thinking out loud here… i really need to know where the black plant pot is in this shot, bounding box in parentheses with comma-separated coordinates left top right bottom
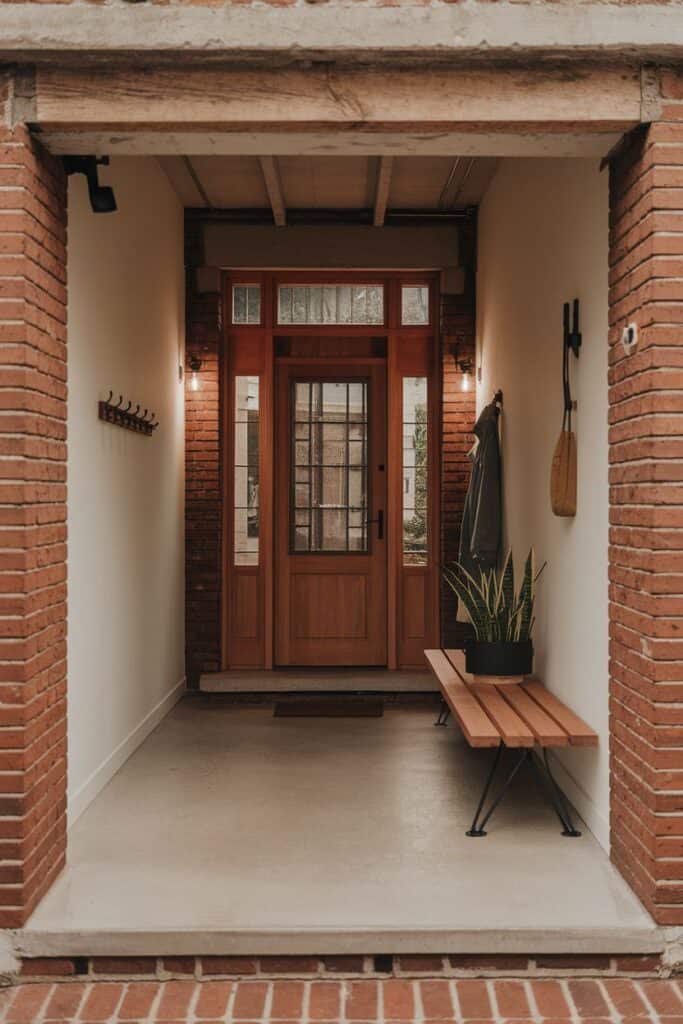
(464, 639, 534, 678)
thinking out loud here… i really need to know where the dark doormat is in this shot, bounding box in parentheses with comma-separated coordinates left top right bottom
(274, 699, 384, 718)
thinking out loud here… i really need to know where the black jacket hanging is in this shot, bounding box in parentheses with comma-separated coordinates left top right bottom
(458, 400, 502, 578)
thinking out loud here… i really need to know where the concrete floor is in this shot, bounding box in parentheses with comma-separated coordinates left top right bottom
(19, 700, 660, 958)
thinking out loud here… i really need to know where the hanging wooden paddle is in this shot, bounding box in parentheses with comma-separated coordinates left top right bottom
(551, 300, 581, 517)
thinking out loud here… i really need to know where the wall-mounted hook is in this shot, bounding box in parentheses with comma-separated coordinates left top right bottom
(565, 298, 582, 358)
(98, 392, 159, 436)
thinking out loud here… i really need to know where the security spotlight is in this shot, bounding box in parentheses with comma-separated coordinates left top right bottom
(63, 156, 117, 214)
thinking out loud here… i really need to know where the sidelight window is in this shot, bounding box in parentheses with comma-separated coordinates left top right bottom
(291, 380, 369, 553)
(234, 376, 260, 565)
(403, 377, 428, 564)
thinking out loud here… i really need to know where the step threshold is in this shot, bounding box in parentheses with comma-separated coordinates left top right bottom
(13, 925, 664, 959)
(201, 670, 437, 693)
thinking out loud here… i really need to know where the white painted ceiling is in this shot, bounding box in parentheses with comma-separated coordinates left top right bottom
(158, 155, 498, 213)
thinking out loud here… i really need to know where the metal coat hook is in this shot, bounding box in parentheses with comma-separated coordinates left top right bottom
(562, 298, 582, 431)
(98, 391, 159, 436)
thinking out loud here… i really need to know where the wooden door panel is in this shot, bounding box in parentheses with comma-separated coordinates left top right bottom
(402, 573, 426, 641)
(292, 573, 367, 639)
(232, 574, 259, 640)
(275, 361, 387, 666)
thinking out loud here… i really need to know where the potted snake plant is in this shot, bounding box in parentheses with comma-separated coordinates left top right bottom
(443, 549, 546, 682)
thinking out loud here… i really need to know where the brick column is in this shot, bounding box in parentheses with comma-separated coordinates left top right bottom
(440, 291, 476, 648)
(609, 78, 683, 924)
(0, 120, 68, 925)
(185, 223, 223, 684)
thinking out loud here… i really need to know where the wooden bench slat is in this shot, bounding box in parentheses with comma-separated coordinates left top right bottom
(467, 684, 535, 747)
(497, 685, 569, 747)
(424, 650, 500, 747)
(521, 680, 599, 746)
(444, 650, 535, 748)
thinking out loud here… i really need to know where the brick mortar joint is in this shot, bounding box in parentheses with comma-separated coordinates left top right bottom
(13, 953, 672, 983)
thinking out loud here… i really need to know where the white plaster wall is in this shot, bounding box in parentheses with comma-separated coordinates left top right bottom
(476, 159, 610, 849)
(67, 158, 186, 825)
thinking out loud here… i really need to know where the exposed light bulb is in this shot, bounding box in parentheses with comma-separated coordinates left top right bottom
(188, 356, 202, 391)
(461, 372, 471, 392)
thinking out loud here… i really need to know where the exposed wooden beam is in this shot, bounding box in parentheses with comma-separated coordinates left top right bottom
(156, 156, 206, 206)
(259, 156, 286, 227)
(34, 66, 642, 133)
(40, 130, 625, 160)
(373, 157, 393, 228)
(438, 157, 474, 210)
(183, 156, 213, 208)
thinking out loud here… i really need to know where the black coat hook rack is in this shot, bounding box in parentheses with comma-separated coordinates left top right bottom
(98, 391, 159, 436)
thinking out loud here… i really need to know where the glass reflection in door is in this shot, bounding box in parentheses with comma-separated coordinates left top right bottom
(291, 380, 369, 553)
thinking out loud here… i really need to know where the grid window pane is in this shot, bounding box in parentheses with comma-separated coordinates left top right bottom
(278, 285, 384, 325)
(403, 377, 428, 565)
(401, 286, 430, 325)
(234, 376, 260, 566)
(233, 285, 261, 325)
(291, 380, 368, 553)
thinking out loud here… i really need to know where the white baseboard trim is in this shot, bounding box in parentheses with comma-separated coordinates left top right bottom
(546, 750, 609, 853)
(68, 677, 186, 828)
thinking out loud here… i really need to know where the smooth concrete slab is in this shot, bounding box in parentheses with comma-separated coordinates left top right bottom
(18, 702, 660, 957)
(201, 670, 437, 693)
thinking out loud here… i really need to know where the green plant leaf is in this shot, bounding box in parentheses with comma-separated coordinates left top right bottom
(443, 551, 545, 645)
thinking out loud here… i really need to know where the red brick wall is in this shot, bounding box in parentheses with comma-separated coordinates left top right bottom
(185, 226, 223, 683)
(440, 291, 477, 647)
(608, 77, 683, 924)
(0, 115, 68, 925)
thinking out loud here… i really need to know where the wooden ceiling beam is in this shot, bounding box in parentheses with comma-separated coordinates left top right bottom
(373, 156, 393, 228)
(259, 155, 286, 227)
(41, 130, 626, 159)
(34, 66, 642, 132)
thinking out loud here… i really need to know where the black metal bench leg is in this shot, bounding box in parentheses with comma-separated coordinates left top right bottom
(465, 743, 583, 839)
(529, 750, 582, 838)
(434, 699, 450, 727)
(467, 742, 531, 837)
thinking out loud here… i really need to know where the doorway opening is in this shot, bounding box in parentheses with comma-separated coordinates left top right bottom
(222, 271, 441, 671)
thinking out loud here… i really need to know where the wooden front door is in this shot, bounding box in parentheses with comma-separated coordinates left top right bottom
(275, 362, 388, 666)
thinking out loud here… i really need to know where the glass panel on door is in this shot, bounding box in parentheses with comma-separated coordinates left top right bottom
(290, 380, 369, 553)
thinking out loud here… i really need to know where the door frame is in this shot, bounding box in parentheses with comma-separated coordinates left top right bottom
(221, 269, 441, 670)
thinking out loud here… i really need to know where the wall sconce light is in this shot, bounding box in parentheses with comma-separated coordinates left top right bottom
(458, 357, 474, 391)
(189, 356, 202, 392)
(448, 339, 474, 392)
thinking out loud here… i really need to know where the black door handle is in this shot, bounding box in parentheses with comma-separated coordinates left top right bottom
(367, 509, 384, 540)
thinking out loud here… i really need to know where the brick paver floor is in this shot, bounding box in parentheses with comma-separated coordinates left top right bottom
(0, 978, 682, 1023)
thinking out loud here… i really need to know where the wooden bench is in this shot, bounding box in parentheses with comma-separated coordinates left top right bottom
(425, 648, 598, 838)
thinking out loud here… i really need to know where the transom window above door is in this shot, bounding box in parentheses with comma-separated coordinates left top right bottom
(278, 284, 384, 326)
